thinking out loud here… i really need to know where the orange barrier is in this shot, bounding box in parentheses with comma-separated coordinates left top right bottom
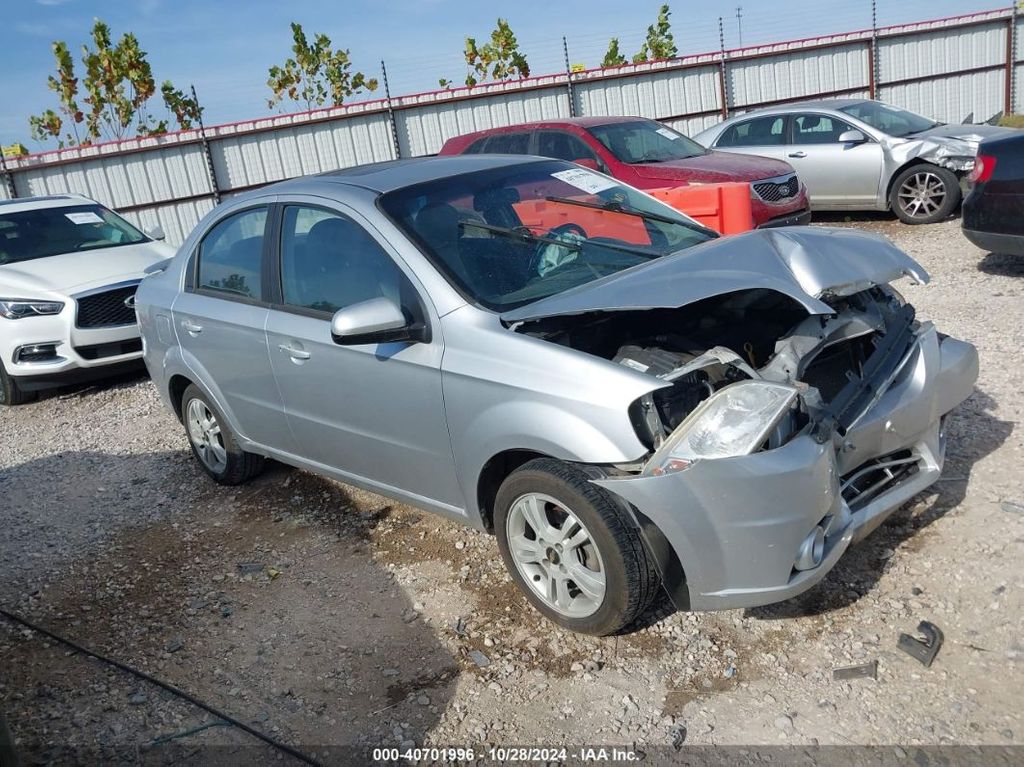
(647, 182, 754, 235)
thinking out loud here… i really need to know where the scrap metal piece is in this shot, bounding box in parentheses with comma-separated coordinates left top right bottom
(832, 660, 878, 680)
(898, 621, 944, 667)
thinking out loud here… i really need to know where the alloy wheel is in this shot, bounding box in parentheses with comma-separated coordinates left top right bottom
(896, 171, 947, 220)
(185, 397, 227, 473)
(505, 492, 606, 618)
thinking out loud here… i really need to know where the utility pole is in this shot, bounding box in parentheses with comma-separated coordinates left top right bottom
(736, 6, 744, 48)
(381, 60, 402, 160)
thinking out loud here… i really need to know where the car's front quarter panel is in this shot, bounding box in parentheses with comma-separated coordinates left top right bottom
(440, 305, 662, 524)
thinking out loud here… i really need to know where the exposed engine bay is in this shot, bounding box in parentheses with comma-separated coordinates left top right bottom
(513, 286, 914, 453)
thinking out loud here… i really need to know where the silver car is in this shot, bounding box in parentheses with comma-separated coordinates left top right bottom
(0, 194, 174, 405)
(138, 156, 978, 635)
(695, 99, 1017, 224)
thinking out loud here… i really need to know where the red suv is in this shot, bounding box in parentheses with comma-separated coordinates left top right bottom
(439, 117, 811, 228)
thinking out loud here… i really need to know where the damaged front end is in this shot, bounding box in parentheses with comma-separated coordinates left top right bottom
(505, 228, 979, 611)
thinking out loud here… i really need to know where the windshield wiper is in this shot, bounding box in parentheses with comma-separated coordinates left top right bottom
(458, 220, 582, 251)
(460, 217, 661, 260)
(544, 195, 698, 230)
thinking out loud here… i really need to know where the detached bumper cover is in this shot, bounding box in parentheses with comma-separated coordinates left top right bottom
(593, 326, 978, 611)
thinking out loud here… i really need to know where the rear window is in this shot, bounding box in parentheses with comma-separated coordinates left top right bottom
(0, 203, 148, 265)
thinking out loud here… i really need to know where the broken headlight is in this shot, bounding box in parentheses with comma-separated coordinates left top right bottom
(642, 381, 798, 476)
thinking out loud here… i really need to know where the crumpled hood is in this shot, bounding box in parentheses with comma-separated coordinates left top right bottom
(910, 123, 1018, 144)
(0, 241, 174, 297)
(889, 123, 1020, 170)
(630, 150, 794, 184)
(501, 227, 928, 323)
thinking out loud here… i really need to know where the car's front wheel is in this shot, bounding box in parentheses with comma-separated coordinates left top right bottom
(181, 383, 264, 485)
(0, 366, 34, 407)
(890, 164, 961, 224)
(494, 458, 660, 635)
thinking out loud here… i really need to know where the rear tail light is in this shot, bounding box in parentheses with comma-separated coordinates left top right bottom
(968, 154, 996, 184)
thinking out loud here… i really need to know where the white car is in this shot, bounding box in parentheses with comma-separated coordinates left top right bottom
(0, 194, 174, 405)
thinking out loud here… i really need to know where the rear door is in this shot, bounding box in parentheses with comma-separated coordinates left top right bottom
(713, 114, 790, 163)
(173, 203, 294, 450)
(264, 198, 462, 508)
(785, 113, 883, 206)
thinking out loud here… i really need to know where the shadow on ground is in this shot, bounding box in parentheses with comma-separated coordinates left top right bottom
(977, 251, 1024, 277)
(747, 386, 1012, 620)
(0, 452, 458, 762)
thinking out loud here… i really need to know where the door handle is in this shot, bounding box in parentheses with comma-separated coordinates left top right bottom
(181, 320, 203, 334)
(278, 344, 311, 360)
(788, 151, 807, 159)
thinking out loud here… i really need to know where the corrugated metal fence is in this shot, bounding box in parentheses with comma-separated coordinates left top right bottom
(2, 7, 1021, 245)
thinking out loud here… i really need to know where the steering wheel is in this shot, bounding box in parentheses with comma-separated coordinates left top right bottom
(528, 223, 588, 276)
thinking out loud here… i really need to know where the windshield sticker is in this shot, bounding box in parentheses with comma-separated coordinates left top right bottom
(65, 211, 104, 225)
(551, 168, 618, 195)
(655, 127, 680, 140)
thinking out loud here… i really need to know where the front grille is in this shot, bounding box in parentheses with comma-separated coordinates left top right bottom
(753, 174, 799, 203)
(841, 450, 919, 510)
(75, 285, 138, 328)
(75, 338, 143, 360)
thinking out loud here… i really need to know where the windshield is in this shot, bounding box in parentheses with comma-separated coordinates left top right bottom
(0, 203, 149, 265)
(838, 101, 939, 137)
(588, 120, 707, 164)
(379, 160, 716, 312)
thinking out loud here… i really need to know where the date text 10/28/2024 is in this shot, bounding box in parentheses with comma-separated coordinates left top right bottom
(373, 746, 641, 762)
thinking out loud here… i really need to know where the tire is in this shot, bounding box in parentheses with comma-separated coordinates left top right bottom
(181, 383, 264, 485)
(0, 365, 34, 407)
(494, 458, 660, 635)
(889, 164, 961, 225)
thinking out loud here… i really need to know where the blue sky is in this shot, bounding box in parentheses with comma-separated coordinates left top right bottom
(0, 0, 991, 147)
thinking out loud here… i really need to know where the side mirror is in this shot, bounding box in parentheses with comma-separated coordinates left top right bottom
(147, 224, 166, 241)
(330, 297, 427, 346)
(572, 157, 601, 171)
(838, 129, 867, 144)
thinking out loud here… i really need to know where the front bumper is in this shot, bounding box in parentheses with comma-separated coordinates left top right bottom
(594, 325, 978, 611)
(1, 306, 144, 391)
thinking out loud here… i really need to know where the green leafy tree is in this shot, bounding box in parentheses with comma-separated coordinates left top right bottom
(464, 18, 530, 87)
(267, 22, 378, 110)
(601, 38, 627, 67)
(28, 20, 198, 147)
(632, 4, 677, 63)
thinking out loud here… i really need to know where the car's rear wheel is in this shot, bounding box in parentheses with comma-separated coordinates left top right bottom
(890, 164, 961, 225)
(181, 383, 264, 485)
(0, 366, 34, 407)
(494, 458, 660, 635)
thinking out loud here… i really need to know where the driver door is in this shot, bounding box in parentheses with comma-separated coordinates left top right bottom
(784, 113, 883, 207)
(264, 198, 463, 509)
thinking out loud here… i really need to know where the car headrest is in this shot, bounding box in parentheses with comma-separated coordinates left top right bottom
(473, 187, 520, 212)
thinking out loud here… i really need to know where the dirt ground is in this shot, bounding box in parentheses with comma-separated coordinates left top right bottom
(1, 214, 1022, 763)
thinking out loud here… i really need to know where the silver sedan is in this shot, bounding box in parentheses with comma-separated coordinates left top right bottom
(138, 155, 977, 635)
(695, 99, 1016, 224)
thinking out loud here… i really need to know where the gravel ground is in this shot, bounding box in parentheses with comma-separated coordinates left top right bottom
(1, 215, 1022, 763)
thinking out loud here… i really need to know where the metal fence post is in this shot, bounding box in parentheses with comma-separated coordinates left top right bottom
(869, 0, 879, 99)
(0, 151, 16, 200)
(1007, 2, 1018, 114)
(563, 37, 577, 117)
(718, 17, 730, 119)
(381, 60, 403, 159)
(192, 86, 221, 205)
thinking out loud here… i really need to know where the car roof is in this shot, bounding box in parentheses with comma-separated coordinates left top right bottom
(0, 194, 96, 214)
(445, 115, 651, 143)
(733, 98, 869, 117)
(270, 154, 555, 195)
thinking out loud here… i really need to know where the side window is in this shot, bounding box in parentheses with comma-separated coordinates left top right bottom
(718, 116, 786, 147)
(464, 137, 490, 154)
(279, 205, 404, 314)
(793, 114, 855, 144)
(484, 132, 531, 154)
(536, 131, 600, 164)
(196, 207, 267, 299)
